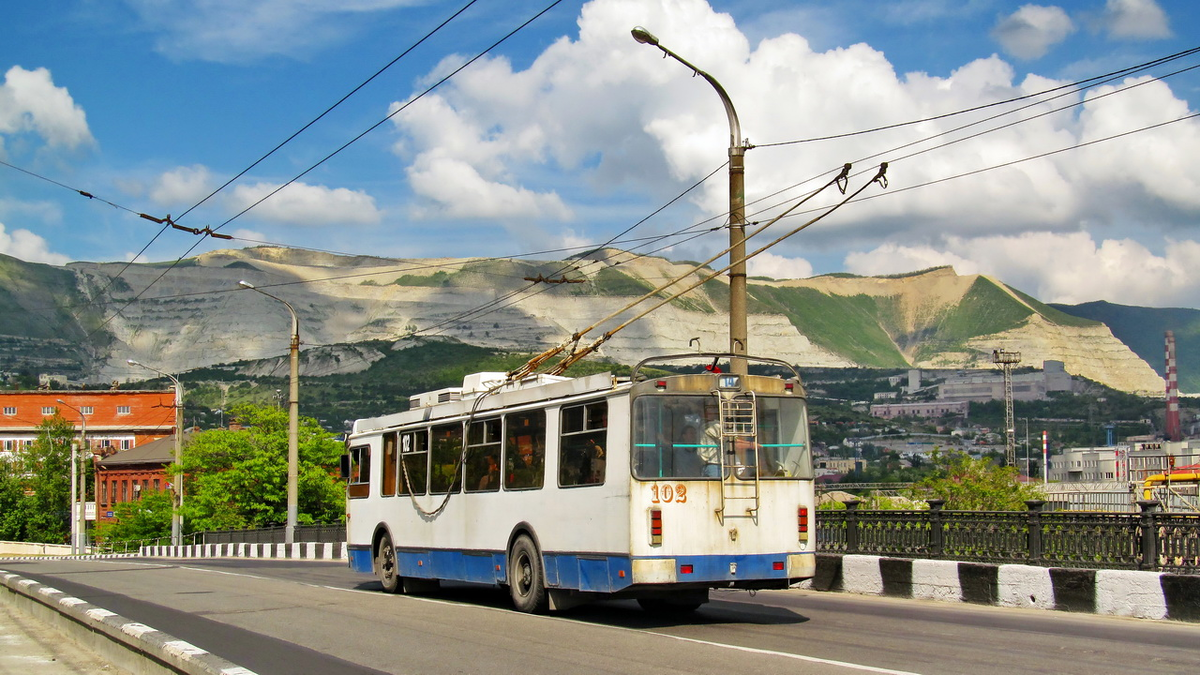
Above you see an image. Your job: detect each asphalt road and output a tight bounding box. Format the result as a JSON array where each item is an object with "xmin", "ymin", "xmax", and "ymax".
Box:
[{"xmin": 3, "ymin": 557, "xmax": 1198, "ymax": 675}]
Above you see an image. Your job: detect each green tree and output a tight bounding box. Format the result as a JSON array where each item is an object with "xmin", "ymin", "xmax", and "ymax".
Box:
[
  {"xmin": 178, "ymin": 404, "xmax": 345, "ymax": 531},
  {"xmin": 95, "ymin": 489, "xmax": 172, "ymax": 544},
  {"xmin": 19, "ymin": 416, "xmax": 80, "ymax": 543},
  {"xmin": 0, "ymin": 452, "xmax": 29, "ymax": 540},
  {"xmin": 912, "ymin": 450, "xmax": 1044, "ymax": 510}
]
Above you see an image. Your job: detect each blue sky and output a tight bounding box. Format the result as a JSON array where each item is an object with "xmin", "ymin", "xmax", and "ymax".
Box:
[{"xmin": 3, "ymin": 0, "xmax": 1200, "ymax": 308}]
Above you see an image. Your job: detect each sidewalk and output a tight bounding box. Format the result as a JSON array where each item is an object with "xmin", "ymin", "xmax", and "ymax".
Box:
[{"xmin": 0, "ymin": 601, "xmax": 128, "ymax": 675}]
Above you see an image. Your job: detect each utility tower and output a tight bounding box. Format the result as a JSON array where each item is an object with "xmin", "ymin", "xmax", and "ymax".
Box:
[{"xmin": 993, "ymin": 349, "xmax": 1021, "ymax": 468}]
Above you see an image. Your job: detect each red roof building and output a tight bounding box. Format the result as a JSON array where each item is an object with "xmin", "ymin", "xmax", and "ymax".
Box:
[{"xmin": 1, "ymin": 389, "xmax": 179, "ymax": 523}]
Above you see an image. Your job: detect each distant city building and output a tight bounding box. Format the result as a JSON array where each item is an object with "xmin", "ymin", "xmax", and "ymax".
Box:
[
  {"xmin": 938, "ymin": 360, "xmax": 1074, "ymax": 403},
  {"xmin": 1048, "ymin": 446, "xmax": 1122, "ymax": 483},
  {"xmin": 38, "ymin": 373, "xmax": 76, "ymax": 388},
  {"xmin": 869, "ymin": 400, "xmax": 969, "ymax": 420}
]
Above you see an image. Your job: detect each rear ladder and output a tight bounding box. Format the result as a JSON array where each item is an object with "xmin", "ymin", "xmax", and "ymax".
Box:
[{"xmin": 716, "ymin": 391, "xmax": 760, "ymax": 522}]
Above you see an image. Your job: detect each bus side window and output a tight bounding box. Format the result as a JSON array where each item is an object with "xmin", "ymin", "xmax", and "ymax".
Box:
[
  {"xmin": 466, "ymin": 418, "xmax": 502, "ymax": 493},
  {"xmin": 505, "ymin": 410, "xmax": 546, "ymax": 490},
  {"xmin": 560, "ymin": 400, "xmax": 606, "ymax": 487},
  {"xmin": 399, "ymin": 430, "xmax": 428, "ymax": 495},
  {"xmin": 430, "ymin": 424, "xmax": 463, "ymax": 494},
  {"xmin": 347, "ymin": 445, "xmax": 371, "ymax": 499},
  {"xmin": 382, "ymin": 433, "xmax": 397, "ymax": 497}
]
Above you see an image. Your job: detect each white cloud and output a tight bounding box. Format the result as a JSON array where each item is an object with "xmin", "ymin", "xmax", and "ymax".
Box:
[
  {"xmin": 406, "ymin": 154, "xmax": 573, "ymax": 221},
  {"xmin": 0, "ymin": 66, "xmax": 92, "ymax": 151},
  {"xmin": 229, "ymin": 228, "xmax": 267, "ymax": 245},
  {"xmin": 0, "ymin": 221, "xmax": 70, "ymax": 265},
  {"xmin": 228, "ymin": 181, "xmax": 383, "ymax": 226},
  {"xmin": 748, "ymin": 251, "xmax": 814, "ymax": 279},
  {"xmin": 382, "ymin": 0, "xmax": 1200, "ymax": 276},
  {"xmin": 845, "ymin": 232, "xmax": 1200, "ymax": 308},
  {"xmin": 122, "ymin": 0, "xmax": 426, "ymax": 63},
  {"xmin": 1102, "ymin": 0, "xmax": 1171, "ymax": 40},
  {"xmin": 149, "ymin": 165, "xmax": 216, "ymax": 207},
  {"xmin": 991, "ymin": 5, "xmax": 1075, "ymax": 60}
]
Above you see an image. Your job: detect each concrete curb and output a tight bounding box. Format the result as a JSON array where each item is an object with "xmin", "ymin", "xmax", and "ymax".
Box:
[
  {"xmin": 139, "ymin": 542, "xmax": 346, "ymax": 560},
  {"xmin": 0, "ymin": 568, "xmax": 257, "ymax": 675},
  {"xmin": 802, "ymin": 553, "xmax": 1200, "ymax": 622}
]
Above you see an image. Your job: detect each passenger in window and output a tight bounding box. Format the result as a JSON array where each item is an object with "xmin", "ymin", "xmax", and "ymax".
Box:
[
  {"xmin": 508, "ymin": 440, "xmax": 542, "ymax": 488},
  {"xmin": 478, "ymin": 454, "xmax": 500, "ymax": 490},
  {"xmin": 585, "ymin": 438, "xmax": 605, "ymax": 483},
  {"xmin": 699, "ymin": 409, "xmax": 723, "ymax": 477}
]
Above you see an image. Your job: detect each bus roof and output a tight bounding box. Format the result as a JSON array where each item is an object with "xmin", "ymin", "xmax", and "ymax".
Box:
[{"xmin": 350, "ymin": 372, "xmax": 627, "ymax": 436}]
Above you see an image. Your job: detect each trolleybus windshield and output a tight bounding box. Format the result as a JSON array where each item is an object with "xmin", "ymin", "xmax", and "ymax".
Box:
[{"xmin": 632, "ymin": 394, "xmax": 812, "ymax": 480}]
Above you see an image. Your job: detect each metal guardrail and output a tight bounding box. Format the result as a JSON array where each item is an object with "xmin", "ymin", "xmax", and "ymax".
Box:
[{"xmin": 819, "ymin": 499, "xmax": 1199, "ymax": 574}]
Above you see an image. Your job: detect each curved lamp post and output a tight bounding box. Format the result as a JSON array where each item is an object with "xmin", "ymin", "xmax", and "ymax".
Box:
[
  {"xmin": 128, "ymin": 359, "xmax": 184, "ymax": 546},
  {"xmin": 632, "ymin": 26, "xmax": 748, "ymax": 374},
  {"xmin": 239, "ymin": 280, "xmax": 300, "ymax": 545},
  {"xmin": 56, "ymin": 399, "xmax": 86, "ymax": 555}
]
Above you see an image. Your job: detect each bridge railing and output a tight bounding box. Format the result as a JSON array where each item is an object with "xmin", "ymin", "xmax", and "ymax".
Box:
[
  {"xmin": 200, "ymin": 524, "xmax": 346, "ymax": 545},
  {"xmin": 818, "ymin": 499, "xmax": 1199, "ymax": 573}
]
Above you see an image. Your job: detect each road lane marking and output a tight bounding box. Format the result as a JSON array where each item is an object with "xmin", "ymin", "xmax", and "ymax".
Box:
[
  {"xmin": 642, "ymin": 630, "xmax": 925, "ymax": 675},
  {"xmin": 105, "ymin": 561, "xmax": 928, "ymax": 674}
]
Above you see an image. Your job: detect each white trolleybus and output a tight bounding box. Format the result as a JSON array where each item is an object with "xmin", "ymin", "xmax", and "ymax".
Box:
[{"xmin": 342, "ymin": 353, "xmax": 816, "ymax": 613}]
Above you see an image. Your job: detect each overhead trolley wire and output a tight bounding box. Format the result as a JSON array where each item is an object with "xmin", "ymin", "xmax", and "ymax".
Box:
[
  {"xmin": 89, "ymin": 0, "xmax": 566, "ymax": 338},
  {"xmin": 754, "ymin": 44, "xmax": 1200, "ymax": 148},
  {"xmin": 172, "ymin": 0, "xmax": 483, "ymax": 224},
  {"xmin": 736, "ymin": 59, "xmax": 1200, "ymax": 231}
]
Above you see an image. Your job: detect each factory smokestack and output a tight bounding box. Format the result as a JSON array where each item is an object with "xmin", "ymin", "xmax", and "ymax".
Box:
[{"xmin": 1165, "ymin": 330, "xmax": 1181, "ymax": 442}]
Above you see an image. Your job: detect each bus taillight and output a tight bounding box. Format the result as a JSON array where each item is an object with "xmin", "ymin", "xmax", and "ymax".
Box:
[
  {"xmin": 798, "ymin": 506, "xmax": 809, "ymax": 543},
  {"xmin": 650, "ymin": 508, "xmax": 663, "ymax": 546}
]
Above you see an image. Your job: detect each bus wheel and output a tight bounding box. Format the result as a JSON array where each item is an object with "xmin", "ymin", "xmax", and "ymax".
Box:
[
  {"xmin": 637, "ymin": 598, "xmax": 701, "ymax": 614},
  {"xmin": 376, "ymin": 533, "xmax": 401, "ymax": 594},
  {"xmin": 507, "ymin": 535, "xmax": 547, "ymax": 613}
]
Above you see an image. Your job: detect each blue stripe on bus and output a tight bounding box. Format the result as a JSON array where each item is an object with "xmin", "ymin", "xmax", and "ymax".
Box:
[
  {"xmin": 353, "ymin": 545, "xmax": 811, "ymax": 592},
  {"xmin": 348, "ymin": 545, "xmax": 373, "ymax": 574}
]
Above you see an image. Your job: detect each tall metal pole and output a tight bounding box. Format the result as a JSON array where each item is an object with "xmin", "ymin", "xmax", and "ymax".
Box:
[
  {"xmin": 632, "ymin": 27, "xmax": 748, "ymax": 374},
  {"xmin": 127, "ymin": 360, "xmax": 184, "ymax": 546},
  {"xmin": 993, "ymin": 349, "xmax": 1021, "ymax": 468},
  {"xmin": 57, "ymin": 399, "xmax": 86, "ymax": 554},
  {"xmin": 240, "ymin": 281, "xmax": 300, "ymax": 545}
]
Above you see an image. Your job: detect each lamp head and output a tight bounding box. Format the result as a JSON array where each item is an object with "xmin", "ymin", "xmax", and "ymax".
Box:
[
  {"xmin": 238, "ymin": 280, "xmax": 255, "ymax": 289},
  {"xmin": 631, "ymin": 26, "xmax": 659, "ymax": 46},
  {"xmin": 127, "ymin": 359, "xmax": 140, "ymax": 366}
]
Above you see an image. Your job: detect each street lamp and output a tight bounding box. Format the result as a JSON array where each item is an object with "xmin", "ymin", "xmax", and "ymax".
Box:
[
  {"xmin": 239, "ymin": 280, "xmax": 300, "ymax": 545},
  {"xmin": 56, "ymin": 399, "xmax": 86, "ymax": 555},
  {"xmin": 128, "ymin": 359, "xmax": 184, "ymax": 546},
  {"xmin": 632, "ymin": 26, "xmax": 748, "ymax": 374}
]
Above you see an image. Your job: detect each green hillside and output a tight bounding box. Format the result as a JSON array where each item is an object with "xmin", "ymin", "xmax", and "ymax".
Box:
[
  {"xmin": 0, "ymin": 253, "xmax": 92, "ymax": 340},
  {"xmin": 1051, "ymin": 300, "xmax": 1196, "ymax": 393},
  {"xmin": 749, "ymin": 286, "xmax": 907, "ymax": 367}
]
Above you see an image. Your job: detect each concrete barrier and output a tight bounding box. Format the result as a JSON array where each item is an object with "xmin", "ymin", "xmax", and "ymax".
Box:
[
  {"xmin": 0, "ymin": 541, "xmax": 73, "ymax": 557},
  {"xmin": 805, "ymin": 553, "xmax": 1200, "ymax": 622},
  {"xmin": 0, "ymin": 569, "xmax": 256, "ymax": 675}
]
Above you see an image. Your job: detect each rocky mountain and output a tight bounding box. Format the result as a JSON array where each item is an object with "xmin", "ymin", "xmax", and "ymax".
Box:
[
  {"xmin": 1049, "ymin": 300, "xmax": 1200, "ymax": 394},
  {"xmin": 0, "ymin": 247, "xmax": 1164, "ymax": 395}
]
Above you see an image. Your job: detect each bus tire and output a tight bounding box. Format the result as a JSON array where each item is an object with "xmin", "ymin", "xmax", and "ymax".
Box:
[
  {"xmin": 507, "ymin": 534, "xmax": 547, "ymax": 613},
  {"xmin": 375, "ymin": 533, "xmax": 401, "ymax": 594}
]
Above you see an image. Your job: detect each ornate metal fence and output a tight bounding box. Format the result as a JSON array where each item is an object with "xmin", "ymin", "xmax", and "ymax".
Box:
[{"xmin": 817, "ymin": 499, "xmax": 1199, "ymax": 574}]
